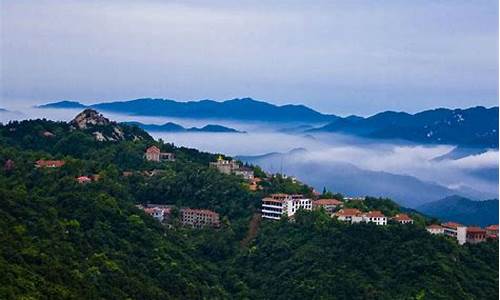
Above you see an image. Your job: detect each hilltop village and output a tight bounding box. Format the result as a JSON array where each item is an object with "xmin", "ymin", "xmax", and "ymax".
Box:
[
  {"xmin": 31, "ymin": 142, "xmax": 498, "ymax": 245},
  {"xmin": 27, "ymin": 140, "xmax": 499, "ymax": 245},
  {"xmin": 1, "ymin": 110, "xmax": 498, "ymax": 299}
]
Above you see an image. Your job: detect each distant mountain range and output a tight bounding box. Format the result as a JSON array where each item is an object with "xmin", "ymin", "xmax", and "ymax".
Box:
[
  {"xmin": 38, "ymin": 98, "xmax": 337, "ymax": 123},
  {"xmin": 417, "ymin": 195, "xmax": 499, "ymax": 227},
  {"xmin": 124, "ymin": 121, "xmax": 244, "ymax": 133},
  {"xmin": 38, "ymin": 99, "xmax": 498, "ymax": 147},
  {"xmin": 237, "ymin": 148, "xmax": 491, "ymax": 208},
  {"xmin": 310, "ymin": 106, "xmax": 498, "ymax": 148}
]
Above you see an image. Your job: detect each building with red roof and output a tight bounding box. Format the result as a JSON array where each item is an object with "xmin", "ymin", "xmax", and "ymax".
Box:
[
  {"xmin": 441, "ymin": 222, "xmax": 467, "ymax": 245},
  {"xmin": 261, "ymin": 194, "xmax": 312, "ymax": 220},
  {"xmin": 312, "ymin": 199, "xmax": 343, "ymax": 213},
  {"xmin": 466, "ymin": 227, "xmax": 487, "ymax": 244},
  {"xmin": 334, "ymin": 208, "xmax": 363, "ymax": 224},
  {"xmin": 35, "ymin": 160, "xmax": 65, "ymax": 168},
  {"xmin": 76, "ymin": 176, "xmax": 92, "ymax": 184},
  {"xmin": 485, "ymin": 225, "xmax": 498, "ymax": 239},
  {"xmin": 137, "ymin": 204, "xmax": 172, "ymax": 223},
  {"xmin": 145, "ymin": 146, "xmax": 175, "ymax": 162},
  {"xmin": 362, "ymin": 211, "xmax": 387, "ymax": 226},
  {"xmin": 426, "ymin": 224, "xmax": 444, "ymax": 235},
  {"xmin": 392, "ymin": 214, "xmax": 414, "ymax": 224}
]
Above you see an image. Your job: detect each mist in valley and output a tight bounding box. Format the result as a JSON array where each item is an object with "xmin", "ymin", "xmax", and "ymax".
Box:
[{"xmin": 1, "ymin": 106, "xmax": 497, "ymax": 207}]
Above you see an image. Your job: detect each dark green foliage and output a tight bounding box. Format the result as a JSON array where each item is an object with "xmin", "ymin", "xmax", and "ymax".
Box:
[
  {"xmin": 0, "ymin": 117, "xmax": 497, "ymax": 299},
  {"xmin": 237, "ymin": 211, "xmax": 499, "ymax": 300}
]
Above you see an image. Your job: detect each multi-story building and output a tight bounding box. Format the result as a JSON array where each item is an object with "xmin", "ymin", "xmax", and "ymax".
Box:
[
  {"xmin": 485, "ymin": 225, "xmax": 498, "ymax": 239},
  {"xmin": 362, "ymin": 211, "xmax": 387, "ymax": 226},
  {"xmin": 426, "ymin": 224, "xmax": 444, "ymax": 235},
  {"xmin": 137, "ymin": 204, "xmax": 172, "ymax": 223},
  {"xmin": 466, "ymin": 227, "xmax": 487, "ymax": 244},
  {"xmin": 210, "ymin": 156, "xmax": 254, "ymax": 180},
  {"xmin": 334, "ymin": 209, "xmax": 387, "ymax": 225},
  {"xmin": 180, "ymin": 208, "xmax": 220, "ymax": 228},
  {"xmin": 233, "ymin": 167, "xmax": 255, "ymax": 180},
  {"xmin": 261, "ymin": 194, "xmax": 312, "ymax": 220},
  {"xmin": 334, "ymin": 208, "xmax": 363, "ymax": 224},
  {"xmin": 145, "ymin": 146, "xmax": 175, "ymax": 162},
  {"xmin": 442, "ymin": 222, "xmax": 467, "ymax": 245},
  {"xmin": 391, "ymin": 214, "xmax": 414, "ymax": 224},
  {"xmin": 312, "ymin": 199, "xmax": 343, "ymax": 214}
]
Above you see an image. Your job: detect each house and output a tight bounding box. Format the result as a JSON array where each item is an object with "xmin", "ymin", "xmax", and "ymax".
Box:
[
  {"xmin": 466, "ymin": 227, "xmax": 487, "ymax": 244},
  {"xmin": 210, "ymin": 156, "xmax": 239, "ymax": 174},
  {"xmin": 180, "ymin": 208, "xmax": 220, "ymax": 228},
  {"xmin": 392, "ymin": 214, "xmax": 414, "ymax": 224},
  {"xmin": 441, "ymin": 222, "xmax": 467, "ymax": 245},
  {"xmin": 210, "ymin": 156, "xmax": 254, "ymax": 180},
  {"xmin": 312, "ymin": 199, "xmax": 343, "ymax": 214},
  {"xmin": 362, "ymin": 211, "xmax": 387, "ymax": 226},
  {"xmin": 233, "ymin": 166, "xmax": 255, "ymax": 180},
  {"xmin": 122, "ymin": 171, "xmax": 134, "ymax": 177},
  {"xmin": 145, "ymin": 146, "xmax": 175, "ymax": 162},
  {"xmin": 485, "ymin": 225, "xmax": 498, "ymax": 239},
  {"xmin": 261, "ymin": 194, "xmax": 312, "ymax": 220},
  {"xmin": 426, "ymin": 224, "xmax": 444, "ymax": 235},
  {"xmin": 137, "ymin": 204, "xmax": 172, "ymax": 223},
  {"xmin": 334, "ymin": 208, "xmax": 363, "ymax": 224},
  {"xmin": 248, "ymin": 177, "xmax": 262, "ymax": 191},
  {"xmin": 35, "ymin": 160, "xmax": 65, "ymax": 168},
  {"xmin": 76, "ymin": 176, "xmax": 92, "ymax": 184}
]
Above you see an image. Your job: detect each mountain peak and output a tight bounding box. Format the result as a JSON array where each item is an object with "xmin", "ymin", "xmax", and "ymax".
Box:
[{"xmin": 70, "ymin": 109, "xmax": 111, "ymax": 130}]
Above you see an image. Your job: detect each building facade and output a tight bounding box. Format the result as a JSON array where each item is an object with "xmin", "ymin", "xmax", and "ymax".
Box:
[
  {"xmin": 180, "ymin": 208, "xmax": 220, "ymax": 228},
  {"xmin": 362, "ymin": 211, "xmax": 387, "ymax": 226},
  {"xmin": 261, "ymin": 194, "xmax": 312, "ymax": 220},
  {"xmin": 485, "ymin": 225, "xmax": 498, "ymax": 239},
  {"xmin": 145, "ymin": 146, "xmax": 175, "ymax": 162},
  {"xmin": 442, "ymin": 222, "xmax": 467, "ymax": 245},
  {"xmin": 426, "ymin": 224, "xmax": 444, "ymax": 235},
  {"xmin": 466, "ymin": 227, "xmax": 487, "ymax": 244},
  {"xmin": 392, "ymin": 214, "xmax": 414, "ymax": 224},
  {"xmin": 334, "ymin": 208, "xmax": 363, "ymax": 224},
  {"xmin": 210, "ymin": 156, "xmax": 254, "ymax": 179},
  {"xmin": 312, "ymin": 199, "xmax": 343, "ymax": 214}
]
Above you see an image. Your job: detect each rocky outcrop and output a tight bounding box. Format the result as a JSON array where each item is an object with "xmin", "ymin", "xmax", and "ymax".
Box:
[
  {"xmin": 70, "ymin": 109, "xmax": 151, "ymax": 142},
  {"xmin": 70, "ymin": 109, "xmax": 111, "ymax": 129}
]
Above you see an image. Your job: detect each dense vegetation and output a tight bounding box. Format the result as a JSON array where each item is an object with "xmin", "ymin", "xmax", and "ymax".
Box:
[{"xmin": 0, "ymin": 115, "xmax": 497, "ymax": 299}]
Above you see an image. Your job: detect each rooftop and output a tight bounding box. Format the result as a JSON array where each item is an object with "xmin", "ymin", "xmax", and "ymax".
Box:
[{"xmin": 314, "ymin": 199, "xmax": 343, "ymax": 206}]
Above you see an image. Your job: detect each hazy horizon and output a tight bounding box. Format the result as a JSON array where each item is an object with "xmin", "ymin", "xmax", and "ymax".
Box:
[{"xmin": 1, "ymin": 0, "xmax": 498, "ymax": 115}]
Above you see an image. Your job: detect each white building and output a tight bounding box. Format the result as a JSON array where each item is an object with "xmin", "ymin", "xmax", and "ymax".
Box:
[
  {"xmin": 262, "ymin": 194, "xmax": 312, "ymax": 220},
  {"xmin": 362, "ymin": 211, "xmax": 387, "ymax": 226},
  {"xmin": 137, "ymin": 204, "xmax": 172, "ymax": 223},
  {"xmin": 426, "ymin": 224, "xmax": 444, "ymax": 235},
  {"xmin": 334, "ymin": 209, "xmax": 387, "ymax": 226},
  {"xmin": 334, "ymin": 208, "xmax": 363, "ymax": 224},
  {"xmin": 442, "ymin": 222, "xmax": 467, "ymax": 245},
  {"xmin": 391, "ymin": 213, "xmax": 414, "ymax": 224}
]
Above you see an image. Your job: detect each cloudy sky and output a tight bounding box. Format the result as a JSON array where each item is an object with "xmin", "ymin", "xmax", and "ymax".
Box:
[{"xmin": 1, "ymin": 0, "xmax": 498, "ymax": 115}]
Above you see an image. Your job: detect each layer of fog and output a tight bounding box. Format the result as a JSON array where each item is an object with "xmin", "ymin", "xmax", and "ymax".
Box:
[{"xmin": 2, "ymin": 106, "xmax": 497, "ymax": 202}]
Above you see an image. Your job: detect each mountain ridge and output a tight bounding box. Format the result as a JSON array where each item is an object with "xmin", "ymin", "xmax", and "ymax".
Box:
[
  {"xmin": 125, "ymin": 121, "xmax": 244, "ymax": 133},
  {"xmin": 417, "ymin": 195, "xmax": 499, "ymax": 227}
]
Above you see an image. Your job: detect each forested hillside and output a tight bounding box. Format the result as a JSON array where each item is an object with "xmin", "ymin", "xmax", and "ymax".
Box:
[{"xmin": 0, "ymin": 111, "xmax": 497, "ymax": 299}]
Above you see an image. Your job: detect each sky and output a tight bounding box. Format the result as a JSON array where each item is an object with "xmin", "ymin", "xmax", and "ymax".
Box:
[{"xmin": 1, "ymin": 0, "xmax": 498, "ymax": 116}]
